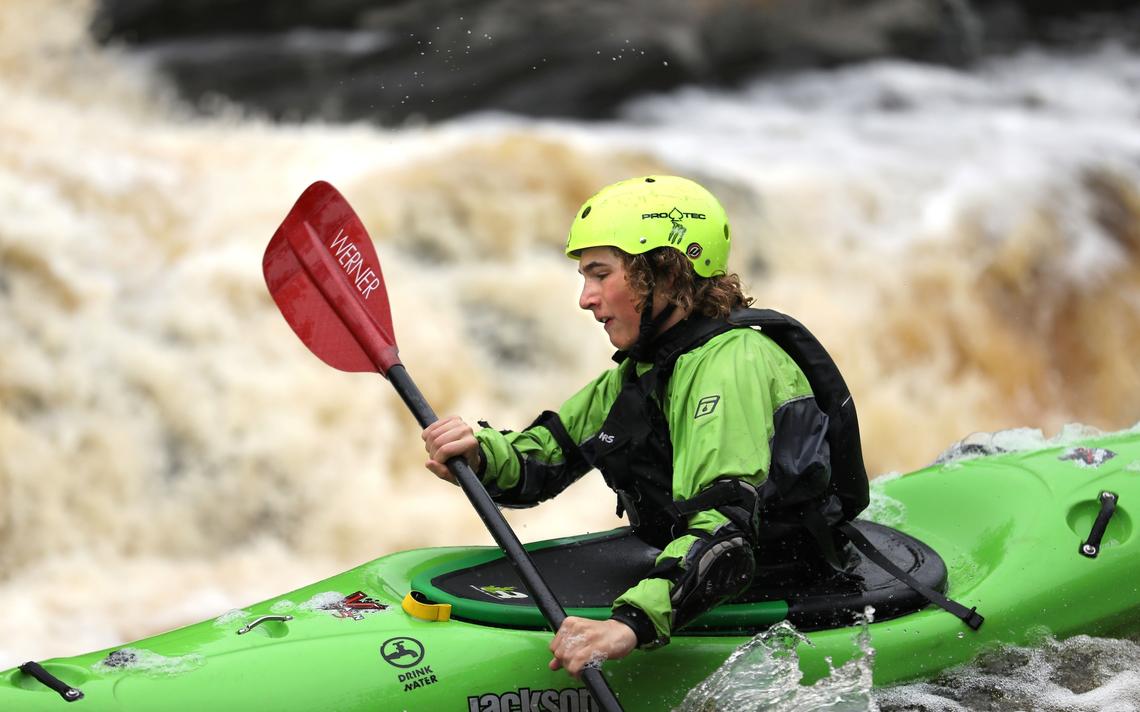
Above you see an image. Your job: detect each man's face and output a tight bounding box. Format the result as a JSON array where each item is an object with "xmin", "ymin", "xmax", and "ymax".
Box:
[{"xmin": 577, "ymin": 247, "xmax": 642, "ymax": 350}]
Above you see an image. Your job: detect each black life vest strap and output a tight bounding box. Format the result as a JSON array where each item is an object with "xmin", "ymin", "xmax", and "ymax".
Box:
[
  {"xmin": 799, "ymin": 507, "xmax": 849, "ymax": 571},
  {"xmin": 526, "ymin": 410, "xmax": 586, "ymax": 470},
  {"xmin": 669, "ymin": 479, "xmax": 761, "ymax": 545},
  {"xmin": 644, "ymin": 556, "xmax": 685, "ymax": 584},
  {"xmin": 839, "ymin": 522, "xmax": 984, "ymax": 631},
  {"xmin": 671, "ymin": 479, "xmax": 757, "ymax": 518}
]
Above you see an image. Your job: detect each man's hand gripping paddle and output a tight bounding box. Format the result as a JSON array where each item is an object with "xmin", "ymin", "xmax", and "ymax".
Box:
[{"xmin": 262, "ymin": 181, "xmax": 625, "ymax": 712}]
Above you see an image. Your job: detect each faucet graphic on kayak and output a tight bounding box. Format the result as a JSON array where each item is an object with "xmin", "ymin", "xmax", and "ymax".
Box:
[
  {"xmin": 386, "ymin": 642, "xmax": 415, "ymax": 661},
  {"xmin": 381, "ymin": 637, "xmax": 425, "ymax": 668}
]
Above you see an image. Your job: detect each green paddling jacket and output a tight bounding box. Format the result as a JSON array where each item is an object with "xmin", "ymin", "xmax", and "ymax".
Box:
[{"xmin": 474, "ymin": 324, "xmax": 830, "ymax": 647}]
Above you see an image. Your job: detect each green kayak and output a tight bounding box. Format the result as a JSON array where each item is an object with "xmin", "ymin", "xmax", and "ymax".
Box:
[{"xmin": 3, "ymin": 429, "xmax": 1138, "ymax": 711}]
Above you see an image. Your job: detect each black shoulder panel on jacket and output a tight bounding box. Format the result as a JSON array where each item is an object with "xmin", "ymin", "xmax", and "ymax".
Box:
[{"xmin": 727, "ymin": 308, "xmax": 869, "ymax": 521}]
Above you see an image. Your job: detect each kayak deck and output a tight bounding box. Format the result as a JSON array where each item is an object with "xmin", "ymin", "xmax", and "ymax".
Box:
[{"xmin": 416, "ymin": 521, "xmax": 947, "ymax": 631}]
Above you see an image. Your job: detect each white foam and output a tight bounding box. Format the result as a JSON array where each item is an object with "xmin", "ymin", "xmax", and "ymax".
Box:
[
  {"xmin": 876, "ymin": 634, "xmax": 1140, "ymax": 711},
  {"xmin": 270, "ymin": 600, "xmax": 298, "ymax": 614},
  {"xmin": 934, "ymin": 421, "xmax": 1130, "ymax": 466},
  {"xmin": 861, "ymin": 481, "xmax": 907, "ymax": 528},
  {"xmin": 211, "ymin": 609, "xmax": 249, "ymax": 627},
  {"xmin": 91, "ymin": 648, "xmax": 205, "ymax": 677},
  {"xmin": 299, "ymin": 592, "xmax": 349, "ymax": 611}
]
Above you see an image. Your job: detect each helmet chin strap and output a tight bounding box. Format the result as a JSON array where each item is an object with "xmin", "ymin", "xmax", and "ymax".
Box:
[{"xmin": 629, "ymin": 285, "xmax": 677, "ymax": 362}]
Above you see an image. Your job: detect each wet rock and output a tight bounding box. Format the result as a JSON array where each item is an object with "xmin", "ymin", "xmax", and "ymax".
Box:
[
  {"xmin": 90, "ymin": 0, "xmax": 1140, "ymax": 125},
  {"xmin": 90, "ymin": 0, "xmax": 974, "ymax": 124}
]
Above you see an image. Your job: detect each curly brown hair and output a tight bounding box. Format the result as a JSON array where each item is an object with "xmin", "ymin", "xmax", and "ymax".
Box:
[{"xmin": 619, "ymin": 247, "xmax": 753, "ymax": 319}]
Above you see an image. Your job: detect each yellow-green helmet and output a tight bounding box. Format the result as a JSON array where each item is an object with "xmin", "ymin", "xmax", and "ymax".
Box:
[{"xmin": 565, "ymin": 175, "xmax": 730, "ymax": 278}]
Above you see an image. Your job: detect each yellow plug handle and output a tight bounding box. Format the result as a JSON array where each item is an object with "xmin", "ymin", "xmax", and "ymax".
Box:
[{"xmin": 402, "ymin": 591, "xmax": 451, "ymax": 622}]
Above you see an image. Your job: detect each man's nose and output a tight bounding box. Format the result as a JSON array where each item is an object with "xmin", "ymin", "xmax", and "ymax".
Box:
[{"xmin": 578, "ymin": 282, "xmax": 596, "ymax": 311}]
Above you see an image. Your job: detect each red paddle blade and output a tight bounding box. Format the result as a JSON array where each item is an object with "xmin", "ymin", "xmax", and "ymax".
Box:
[{"xmin": 263, "ymin": 181, "xmax": 401, "ymax": 375}]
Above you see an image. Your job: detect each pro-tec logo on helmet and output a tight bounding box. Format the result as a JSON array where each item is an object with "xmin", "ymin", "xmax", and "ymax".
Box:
[
  {"xmin": 642, "ymin": 207, "xmax": 706, "ymax": 222},
  {"xmin": 642, "ymin": 208, "xmax": 706, "ymax": 245}
]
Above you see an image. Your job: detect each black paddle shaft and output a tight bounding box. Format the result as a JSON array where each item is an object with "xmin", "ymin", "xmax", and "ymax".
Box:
[{"xmin": 386, "ymin": 365, "xmax": 624, "ymax": 712}]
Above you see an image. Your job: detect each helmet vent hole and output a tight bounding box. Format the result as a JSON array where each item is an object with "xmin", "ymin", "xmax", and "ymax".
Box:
[
  {"xmin": 645, "ymin": 177, "xmax": 656, "ymax": 183},
  {"xmin": 639, "ymin": 237, "xmax": 647, "ymax": 244},
  {"xmin": 723, "ymin": 225, "xmax": 729, "ymax": 239},
  {"xmin": 581, "ymin": 205, "xmax": 592, "ymax": 219},
  {"xmin": 705, "ymin": 259, "xmax": 711, "ymax": 265}
]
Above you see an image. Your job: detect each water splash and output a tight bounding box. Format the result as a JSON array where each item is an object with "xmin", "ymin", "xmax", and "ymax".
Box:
[
  {"xmin": 92, "ymin": 648, "xmax": 205, "ymax": 677},
  {"xmin": 933, "ymin": 422, "xmax": 1129, "ymax": 466},
  {"xmin": 299, "ymin": 592, "xmax": 349, "ymax": 611},
  {"xmin": 584, "ymin": 650, "xmax": 608, "ymax": 670},
  {"xmin": 270, "ymin": 599, "xmax": 297, "ymax": 614},
  {"xmin": 875, "ymin": 634, "xmax": 1140, "ymax": 711},
  {"xmin": 211, "ymin": 608, "xmax": 249, "ymax": 627},
  {"xmin": 677, "ymin": 610, "xmax": 877, "ymax": 711},
  {"xmin": 861, "ymin": 475, "xmax": 906, "ymax": 528}
]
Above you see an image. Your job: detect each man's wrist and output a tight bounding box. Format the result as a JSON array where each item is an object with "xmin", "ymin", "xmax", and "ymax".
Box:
[{"xmin": 609, "ymin": 604, "xmax": 662, "ymax": 648}]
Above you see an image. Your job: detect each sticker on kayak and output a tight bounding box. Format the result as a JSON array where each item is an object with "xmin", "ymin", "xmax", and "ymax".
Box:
[
  {"xmin": 381, "ymin": 636, "xmax": 425, "ymax": 668},
  {"xmin": 471, "ymin": 585, "xmax": 529, "ymax": 600},
  {"xmin": 468, "ymin": 687, "xmax": 595, "ymax": 712},
  {"xmin": 1059, "ymin": 447, "xmax": 1117, "ymax": 468},
  {"xmin": 380, "ymin": 636, "xmax": 443, "ymax": 693},
  {"xmin": 322, "ymin": 591, "xmax": 389, "ymax": 620}
]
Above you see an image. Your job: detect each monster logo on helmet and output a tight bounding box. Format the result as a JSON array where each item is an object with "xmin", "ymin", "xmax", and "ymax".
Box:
[{"xmin": 566, "ymin": 175, "xmax": 731, "ymax": 278}]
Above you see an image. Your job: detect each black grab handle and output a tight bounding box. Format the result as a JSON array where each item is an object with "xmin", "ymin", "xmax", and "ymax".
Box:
[
  {"xmin": 18, "ymin": 661, "xmax": 84, "ymax": 702},
  {"xmin": 1079, "ymin": 491, "xmax": 1118, "ymax": 559}
]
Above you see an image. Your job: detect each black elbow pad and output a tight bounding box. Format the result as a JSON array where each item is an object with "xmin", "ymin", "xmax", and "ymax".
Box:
[{"xmin": 670, "ymin": 533, "xmax": 756, "ymax": 631}]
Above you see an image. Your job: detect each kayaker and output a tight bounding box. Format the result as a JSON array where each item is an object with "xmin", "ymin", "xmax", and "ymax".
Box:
[{"xmin": 423, "ymin": 175, "xmax": 859, "ymax": 678}]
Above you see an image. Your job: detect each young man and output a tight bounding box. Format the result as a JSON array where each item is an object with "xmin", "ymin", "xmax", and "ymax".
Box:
[{"xmin": 423, "ymin": 176, "xmax": 853, "ymax": 677}]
